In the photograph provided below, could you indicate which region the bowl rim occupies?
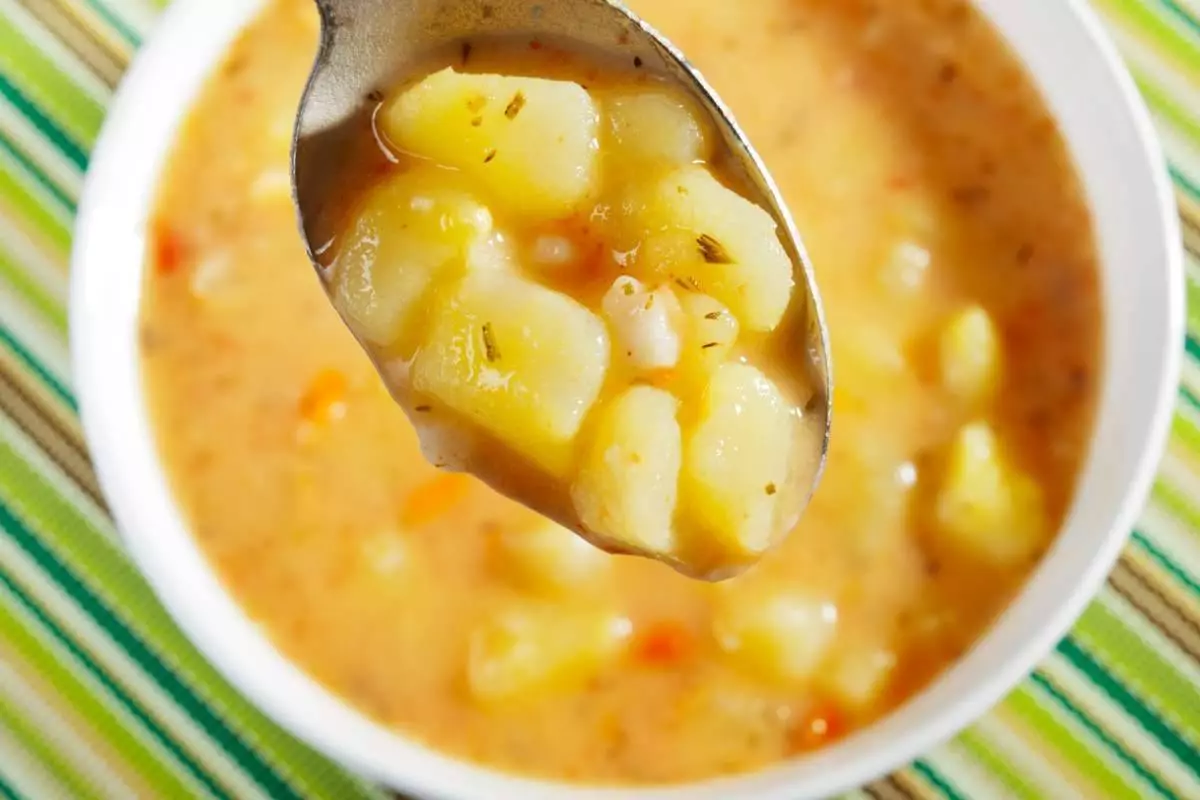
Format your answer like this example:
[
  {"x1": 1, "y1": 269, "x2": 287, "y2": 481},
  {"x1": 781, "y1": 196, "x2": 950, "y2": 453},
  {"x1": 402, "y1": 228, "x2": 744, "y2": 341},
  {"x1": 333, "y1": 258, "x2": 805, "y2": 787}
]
[{"x1": 68, "y1": 0, "x2": 1184, "y2": 798}]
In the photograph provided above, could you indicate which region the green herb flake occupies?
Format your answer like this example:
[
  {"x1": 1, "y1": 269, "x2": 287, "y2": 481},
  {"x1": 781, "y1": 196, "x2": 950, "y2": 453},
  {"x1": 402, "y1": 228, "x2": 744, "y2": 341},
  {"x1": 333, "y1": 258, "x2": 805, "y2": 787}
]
[
  {"x1": 504, "y1": 91, "x2": 527, "y2": 119},
  {"x1": 465, "y1": 94, "x2": 487, "y2": 113},
  {"x1": 704, "y1": 311, "x2": 723, "y2": 320},
  {"x1": 622, "y1": 282, "x2": 636, "y2": 296},
  {"x1": 697, "y1": 234, "x2": 733, "y2": 264},
  {"x1": 482, "y1": 322, "x2": 501, "y2": 362}
]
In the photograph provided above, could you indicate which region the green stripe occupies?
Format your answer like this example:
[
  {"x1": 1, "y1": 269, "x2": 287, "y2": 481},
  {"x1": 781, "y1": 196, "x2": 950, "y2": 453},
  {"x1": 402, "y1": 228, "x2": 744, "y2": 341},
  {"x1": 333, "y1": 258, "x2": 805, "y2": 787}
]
[
  {"x1": 0, "y1": 531, "x2": 234, "y2": 800},
  {"x1": 0, "y1": 691, "x2": 106, "y2": 800},
  {"x1": 0, "y1": 72, "x2": 87, "y2": 173},
  {"x1": 1170, "y1": 163, "x2": 1200, "y2": 201},
  {"x1": 1074, "y1": 603, "x2": 1199, "y2": 751},
  {"x1": 0, "y1": 572, "x2": 201, "y2": 799},
  {"x1": 0, "y1": 772, "x2": 27, "y2": 800},
  {"x1": 1132, "y1": 529, "x2": 1200, "y2": 595},
  {"x1": 954, "y1": 729, "x2": 1046, "y2": 800},
  {"x1": 1185, "y1": 271, "x2": 1200, "y2": 334},
  {"x1": 0, "y1": 243, "x2": 66, "y2": 335},
  {"x1": 1098, "y1": 0, "x2": 1200, "y2": 74},
  {"x1": 0, "y1": 324, "x2": 72, "y2": 410},
  {"x1": 1003, "y1": 688, "x2": 1143, "y2": 800},
  {"x1": 1170, "y1": 406, "x2": 1200, "y2": 461},
  {"x1": 0, "y1": 9, "x2": 104, "y2": 148},
  {"x1": 0, "y1": 152, "x2": 71, "y2": 259},
  {"x1": 0, "y1": 476, "x2": 304, "y2": 800},
  {"x1": 1031, "y1": 669, "x2": 1181, "y2": 800},
  {"x1": 910, "y1": 761, "x2": 967, "y2": 800},
  {"x1": 1056, "y1": 635, "x2": 1200, "y2": 776},
  {"x1": 78, "y1": 0, "x2": 142, "y2": 49},
  {"x1": 1151, "y1": 477, "x2": 1200, "y2": 536},
  {"x1": 1157, "y1": 0, "x2": 1200, "y2": 40},
  {"x1": 0, "y1": 112, "x2": 75, "y2": 214},
  {"x1": 0, "y1": 430, "x2": 384, "y2": 800},
  {"x1": 1131, "y1": 67, "x2": 1200, "y2": 146}
]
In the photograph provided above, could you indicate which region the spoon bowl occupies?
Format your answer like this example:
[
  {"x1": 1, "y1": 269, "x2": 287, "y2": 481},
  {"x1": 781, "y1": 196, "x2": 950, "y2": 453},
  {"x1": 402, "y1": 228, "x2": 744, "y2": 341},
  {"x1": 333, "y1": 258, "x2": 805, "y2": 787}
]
[{"x1": 291, "y1": 0, "x2": 833, "y2": 565}]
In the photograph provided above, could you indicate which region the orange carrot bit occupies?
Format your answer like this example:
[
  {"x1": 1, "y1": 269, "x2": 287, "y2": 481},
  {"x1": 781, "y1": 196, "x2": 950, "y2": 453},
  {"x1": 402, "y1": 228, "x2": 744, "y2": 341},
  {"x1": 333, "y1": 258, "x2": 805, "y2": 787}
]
[
  {"x1": 401, "y1": 472, "x2": 472, "y2": 529},
  {"x1": 634, "y1": 620, "x2": 697, "y2": 666},
  {"x1": 152, "y1": 221, "x2": 191, "y2": 275},
  {"x1": 298, "y1": 368, "x2": 348, "y2": 426},
  {"x1": 787, "y1": 699, "x2": 848, "y2": 753}
]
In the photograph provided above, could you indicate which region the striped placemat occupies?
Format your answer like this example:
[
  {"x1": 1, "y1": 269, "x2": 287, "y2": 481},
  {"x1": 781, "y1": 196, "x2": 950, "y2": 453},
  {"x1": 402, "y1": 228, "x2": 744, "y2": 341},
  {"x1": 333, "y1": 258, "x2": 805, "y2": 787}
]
[{"x1": 0, "y1": 1, "x2": 1197, "y2": 798}]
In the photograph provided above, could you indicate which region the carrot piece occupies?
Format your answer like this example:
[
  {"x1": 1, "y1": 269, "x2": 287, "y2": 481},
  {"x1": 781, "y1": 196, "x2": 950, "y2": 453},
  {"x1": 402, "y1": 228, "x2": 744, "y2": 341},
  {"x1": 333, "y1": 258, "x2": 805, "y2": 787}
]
[
  {"x1": 299, "y1": 369, "x2": 348, "y2": 425},
  {"x1": 634, "y1": 620, "x2": 697, "y2": 666},
  {"x1": 401, "y1": 472, "x2": 472, "y2": 529},
  {"x1": 787, "y1": 699, "x2": 848, "y2": 752},
  {"x1": 152, "y1": 221, "x2": 190, "y2": 275}
]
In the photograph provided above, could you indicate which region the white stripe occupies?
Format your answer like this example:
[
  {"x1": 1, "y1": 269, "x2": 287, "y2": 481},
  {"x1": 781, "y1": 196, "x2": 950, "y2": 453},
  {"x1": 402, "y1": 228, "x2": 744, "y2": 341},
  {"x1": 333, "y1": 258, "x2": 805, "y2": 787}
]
[
  {"x1": 90, "y1": 0, "x2": 158, "y2": 39},
  {"x1": 1027, "y1": 672, "x2": 1163, "y2": 798},
  {"x1": 0, "y1": 285, "x2": 71, "y2": 389},
  {"x1": 0, "y1": 537, "x2": 271, "y2": 800},
  {"x1": 0, "y1": 92, "x2": 84, "y2": 202},
  {"x1": 0, "y1": 0, "x2": 112, "y2": 104},
  {"x1": 0, "y1": 719, "x2": 72, "y2": 800},
  {"x1": 973, "y1": 714, "x2": 1089, "y2": 799},
  {"x1": 1178, "y1": 354, "x2": 1200, "y2": 405},
  {"x1": 924, "y1": 739, "x2": 1010, "y2": 797},
  {"x1": 1153, "y1": 109, "x2": 1200, "y2": 187},
  {"x1": 0, "y1": 658, "x2": 135, "y2": 799},
  {"x1": 1156, "y1": 447, "x2": 1200, "y2": 505},
  {"x1": 0, "y1": 414, "x2": 118, "y2": 546},
  {"x1": 1110, "y1": 23, "x2": 1200, "y2": 118},
  {"x1": 0, "y1": 575, "x2": 215, "y2": 800},
  {"x1": 1138, "y1": 501, "x2": 1200, "y2": 581},
  {"x1": 1042, "y1": 652, "x2": 1200, "y2": 799}
]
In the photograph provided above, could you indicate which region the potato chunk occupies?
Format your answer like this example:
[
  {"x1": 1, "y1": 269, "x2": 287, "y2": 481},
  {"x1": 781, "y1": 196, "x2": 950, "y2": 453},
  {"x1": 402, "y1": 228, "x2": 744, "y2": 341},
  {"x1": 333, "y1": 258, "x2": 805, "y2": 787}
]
[
  {"x1": 601, "y1": 86, "x2": 712, "y2": 166},
  {"x1": 682, "y1": 364, "x2": 796, "y2": 560},
  {"x1": 939, "y1": 305, "x2": 1001, "y2": 402},
  {"x1": 466, "y1": 602, "x2": 631, "y2": 703},
  {"x1": 332, "y1": 167, "x2": 492, "y2": 352},
  {"x1": 411, "y1": 271, "x2": 609, "y2": 475},
  {"x1": 572, "y1": 386, "x2": 682, "y2": 555},
  {"x1": 713, "y1": 588, "x2": 839, "y2": 683},
  {"x1": 496, "y1": 515, "x2": 611, "y2": 593},
  {"x1": 820, "y1": 643, "x2": 896, "y2": 708},
  {"x1": 676, "y1": 292, "x2": 739, "y2": 388},
  {"x1": 601, "y1": 276, "x2": 683, "y2": 372},
  {"x1": 934, "y1": 422, "x2": 1046, "y2": 564},
  {"x1": 618, "y1": 166, "x2": 794, "y2": 331},
  {"x1": 380, "y1": 68, "x2": 599, "y2": 219}
]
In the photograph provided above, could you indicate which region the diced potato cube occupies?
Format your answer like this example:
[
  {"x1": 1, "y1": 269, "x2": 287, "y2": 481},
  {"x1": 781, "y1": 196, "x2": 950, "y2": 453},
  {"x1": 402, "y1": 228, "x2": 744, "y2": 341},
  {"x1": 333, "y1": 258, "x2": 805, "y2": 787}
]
[
  {"x1": 934, "y1": 422, "x2": 1046, "y2": 564},
  {"x1": 939, "y1": 305, "x2": 1001, "y2": 402},
  {"x1": 571, "y1": 386, "x2": 682, "y2": 554},
  {"x1": 681, "y1": 364, "x2": 797, "y2": 559},
  {"x1": 333, "y1": 167, "x2": 492, "y2": 352},
  {"x1": 617, "y1": 166, "x2": 795, "y2": 331},
  {"x1": 712, "y1": 587, "x2": 839, "y2": 683},
  {"x1": 820, "y1": 644, "x2": 896, "y2": 708},
  {"x1": 601, "y1": 86, "x2": 712, "y2": 166},
  {"x1": 601, "y1": 276, "x2": 683, "y2": 372},
  {"x1": 496, "y1": 515, "x2": 611, "y2": 593},
  {"x1": 466, "y1": 602, "x2": 631, "y2": 703},
  {"x1": 380, "y1": 68, "x2": 599, "y2": 219},
  {"x1": 411, "y1": 271, "x2": 609, "y2": 476},
  {"x1": 676, "y1": 292, "x2": 739, "y2": 388}
]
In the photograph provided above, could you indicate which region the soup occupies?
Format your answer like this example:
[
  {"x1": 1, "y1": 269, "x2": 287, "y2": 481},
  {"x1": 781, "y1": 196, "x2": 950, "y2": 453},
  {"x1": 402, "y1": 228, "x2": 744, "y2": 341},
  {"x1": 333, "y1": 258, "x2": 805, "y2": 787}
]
[
  {"x1": 304, "y1": 43, "x2": 826, "y2": 579},
  {"x1": 140, "y1": 0, "x2": 1100, "y2": 786}
]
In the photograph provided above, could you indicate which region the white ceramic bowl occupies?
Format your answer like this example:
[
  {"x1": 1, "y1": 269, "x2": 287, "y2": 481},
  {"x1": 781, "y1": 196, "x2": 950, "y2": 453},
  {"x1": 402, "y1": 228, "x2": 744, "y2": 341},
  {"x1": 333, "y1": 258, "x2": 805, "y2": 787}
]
[{"x1": 70, "y1": 0, "x2": 1182, "y2": 798}]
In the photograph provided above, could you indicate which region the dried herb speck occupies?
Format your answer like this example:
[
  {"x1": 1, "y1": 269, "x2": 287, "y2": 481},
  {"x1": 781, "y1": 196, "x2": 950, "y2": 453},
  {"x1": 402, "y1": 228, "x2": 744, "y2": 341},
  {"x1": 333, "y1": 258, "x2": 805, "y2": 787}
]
[
  {"x1": 701, "y1": 342, "x2": 720, "y2": 349},
  {"x1": 622, "y1": 282, "x2": 636, "y2": 296},
  {"x1": 504, "y1": 91, "x2": 527, "y2": 119},
  {"x1": 634, "y1": 56, "x2": 644, "y2": 68},
  {"x1": 704, "y1": 311, "x2": 723, "y2": 320},
  {"x1": 461, "y1": 42, "x2": 473, "y2": 65},
  {"x1": 483, "y1": 149, "x2": 498, "y2": 163},
  {"x1": 470, "y1": 116, "x2": 483, "y2": 127},
  {"x1": 674, "y1": 276, "x2": 701, "y2": 292},
  {"x1": 414, "y1": 405, "x2": 432, "y2": 413},
  {"x1": 482, "y1": 322, "x2": 501, "y2": 362},
  {"x1": 366, "y1": 89, "x2": 384, "y2": 104},
  {"x1": 765, "y1": 482, "x2": 777, "y2": 496},
  {"x1": 697, "y1": 234, "x2": 733, "y2": 264},
  {"x1": 644, "y1": 295, "x2": 655, "y2": 310},
  {"x1": 466, "y1": 94, "x2": 487, "y2": 113}
]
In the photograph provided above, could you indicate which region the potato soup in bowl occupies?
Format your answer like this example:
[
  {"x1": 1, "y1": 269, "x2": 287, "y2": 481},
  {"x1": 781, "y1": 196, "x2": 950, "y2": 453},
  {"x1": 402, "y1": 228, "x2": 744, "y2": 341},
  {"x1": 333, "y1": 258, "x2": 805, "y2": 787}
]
[{"x1": 71, "y1": 0, "x2": 1182, "y2": 796}]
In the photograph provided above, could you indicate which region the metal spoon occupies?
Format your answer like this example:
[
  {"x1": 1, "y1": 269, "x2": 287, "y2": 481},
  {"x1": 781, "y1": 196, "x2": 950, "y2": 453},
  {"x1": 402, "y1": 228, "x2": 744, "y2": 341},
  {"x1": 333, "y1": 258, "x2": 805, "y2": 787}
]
[{"x1": 290, "y1": 0, "x2": 834, "y2": 568}]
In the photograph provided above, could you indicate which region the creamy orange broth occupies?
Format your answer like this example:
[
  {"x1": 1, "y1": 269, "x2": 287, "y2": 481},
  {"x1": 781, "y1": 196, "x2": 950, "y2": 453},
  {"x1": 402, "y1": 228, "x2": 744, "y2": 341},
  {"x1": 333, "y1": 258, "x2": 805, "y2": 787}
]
[{"x1": 141, "y1": 0, "x2": 1100, "y2": 785}]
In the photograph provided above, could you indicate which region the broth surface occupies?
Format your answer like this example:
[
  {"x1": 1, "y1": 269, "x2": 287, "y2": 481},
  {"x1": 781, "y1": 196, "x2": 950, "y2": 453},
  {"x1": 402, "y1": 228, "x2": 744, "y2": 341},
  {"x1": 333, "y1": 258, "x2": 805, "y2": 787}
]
[{"x1": 141, "y1": 0, "x2": 1100, "y2": 784}]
